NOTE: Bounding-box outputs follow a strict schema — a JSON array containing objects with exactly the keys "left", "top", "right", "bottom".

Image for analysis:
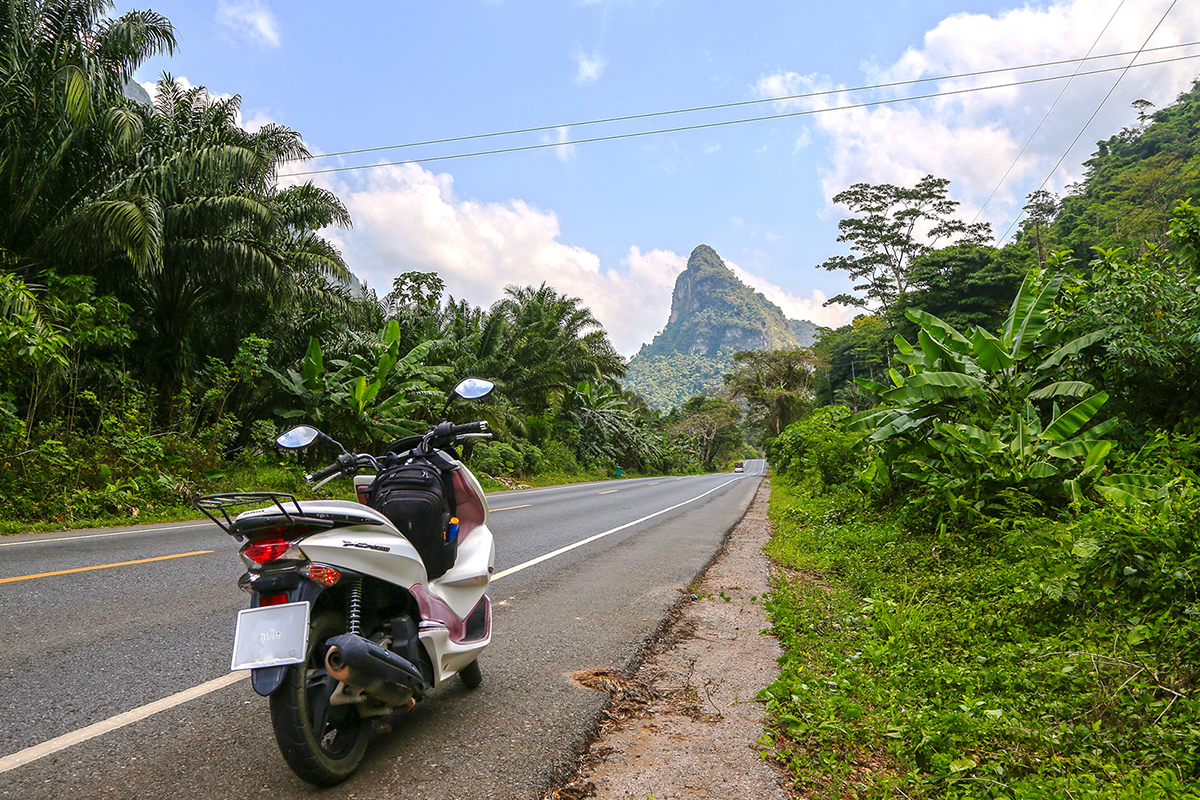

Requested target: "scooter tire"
[
  {"left": 458, "top": 658, "right": 482, "bottom": 690},
  {"left": 269, "top": 611, "right": 369, "bottom": 786}
]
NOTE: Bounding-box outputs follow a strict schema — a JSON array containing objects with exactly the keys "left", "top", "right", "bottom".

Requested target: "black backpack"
[{"left": 366, "top": 461, "right": 457, "bottom": 580}]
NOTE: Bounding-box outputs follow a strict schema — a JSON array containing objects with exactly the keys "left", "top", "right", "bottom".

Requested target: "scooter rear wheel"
[
  {"left": 458, "top": 658, "right": 482, "bottom": 689},
  {"left": 269, "top": 611, "right": 369, "bottom": 785}
]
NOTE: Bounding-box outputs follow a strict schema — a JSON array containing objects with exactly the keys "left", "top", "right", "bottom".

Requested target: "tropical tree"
[
  {"left": 0, "top": 0, "right": 176, "bottom": 278},
  {"left": 669, "top": 396, "right": 742, "bottom": 471},
  {"left": 88, "top": 78, "right": 353, "bottom": 421},
  {"left": 490, "top": 283, "right": 624, "bottom": 414},
  {"left": 724, "top": 347, "right": 822, "bottom": 438},
  {"left": 818, "top": 174, "right": 992, "bottom": 320}
]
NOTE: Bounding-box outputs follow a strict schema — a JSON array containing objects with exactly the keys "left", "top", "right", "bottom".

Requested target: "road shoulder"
[{"left": 546, "top": 478, "right": 792, "bottom": 800}]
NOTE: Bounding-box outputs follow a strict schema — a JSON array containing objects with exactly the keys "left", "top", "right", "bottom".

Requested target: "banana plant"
[
  {"left": 849, "top": 263, "right": 1142, "bottom": 506},
  {"left": 268, "top": 319, "right": 451, "bottom": 445}
]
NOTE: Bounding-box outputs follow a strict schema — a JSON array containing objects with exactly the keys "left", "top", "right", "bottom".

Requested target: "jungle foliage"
[{"left": 761, "top": 86, "right": 1200, "bottom": 798}]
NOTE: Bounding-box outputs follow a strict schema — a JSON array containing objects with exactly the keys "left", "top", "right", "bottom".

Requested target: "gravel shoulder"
[{"left": 545, "top": 478, "right": 793, "bottom": 800}]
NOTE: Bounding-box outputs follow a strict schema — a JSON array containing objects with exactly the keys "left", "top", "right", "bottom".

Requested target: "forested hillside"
[{"left": 624, "top": 244, "right": 817, "bottom": 408}]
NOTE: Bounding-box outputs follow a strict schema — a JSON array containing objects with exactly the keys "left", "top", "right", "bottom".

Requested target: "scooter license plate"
[{"left": 230, "top": 601, "right": 310, "bottom": 671}]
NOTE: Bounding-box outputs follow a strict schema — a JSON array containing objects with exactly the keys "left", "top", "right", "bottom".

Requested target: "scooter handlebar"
[{"left": 451, "top": 421, "right": 489, "bottom": 436}]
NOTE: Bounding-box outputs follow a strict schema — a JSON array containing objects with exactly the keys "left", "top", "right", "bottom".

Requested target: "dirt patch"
[{"left": 546, "top": 479, "right": 795, "bottom": 800}]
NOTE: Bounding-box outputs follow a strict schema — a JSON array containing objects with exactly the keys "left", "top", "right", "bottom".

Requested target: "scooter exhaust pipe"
[{"left": 324, "top": 633, "right": 428, "bottom": 707}]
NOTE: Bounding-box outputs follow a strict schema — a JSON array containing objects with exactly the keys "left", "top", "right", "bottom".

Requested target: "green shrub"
[
  {"left": 538, "top": 439, "right": 582, "bottom": 475},
  {"left": 771, "top": 406, "right": 861, "bottom": 488},
  {"left": 470, "top": 441, "right": 523, "bottom": 476}
]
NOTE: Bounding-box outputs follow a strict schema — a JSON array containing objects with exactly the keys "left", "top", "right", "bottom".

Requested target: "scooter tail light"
[
  {"left": 304, "top": 564, "right": 341, "bottom": 587},
  {"left": 240, "top": 536, "right": 304, "bottom": 566},
  {"left": 258, "top": 593, "right": 288, "bottom": 607}
]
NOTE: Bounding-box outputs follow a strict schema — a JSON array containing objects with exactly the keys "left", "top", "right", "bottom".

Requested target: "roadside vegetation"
[{"left": 760, "top": 81, "right": 1200, "bottom": 797}]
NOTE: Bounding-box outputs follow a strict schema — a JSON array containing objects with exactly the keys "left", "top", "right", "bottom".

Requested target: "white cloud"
[
  {"left": 217, "top": 0, "right": 281, "bottom": 48},
  {"left": 755, "top": 0, "right": 1200, "bottom": 231},
  {"left": 574, "top": 49, "right": 607, "bottom": 84},
  {"left": 302, "top": 163, "right": 686, "bottom": 357},
  {"left": 728, "top": 264, "right": 854, "bottom": 329}
]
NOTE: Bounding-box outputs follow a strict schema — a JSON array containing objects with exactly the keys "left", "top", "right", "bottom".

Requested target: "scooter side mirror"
[
  {"left": 453, "top": 378, "right": 494, "bottom": 400},
  {"left": 276, "top": 425, "right": 321, "bottom": 450}
]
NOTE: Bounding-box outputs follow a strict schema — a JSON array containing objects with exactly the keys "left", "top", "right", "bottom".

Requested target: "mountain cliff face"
[{"left": 623, "top": 244, "right": 817, "bottom": 408}]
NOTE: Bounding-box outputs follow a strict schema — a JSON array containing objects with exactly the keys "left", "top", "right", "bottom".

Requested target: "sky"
[{"left": 113, "top": 0, "right": 1200, "bottom": 357}]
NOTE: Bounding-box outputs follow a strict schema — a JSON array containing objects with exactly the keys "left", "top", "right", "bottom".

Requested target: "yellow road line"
[
  {"left": 648, "top": 481, "right": 660, "bottom": 485},
  {"left": 0, "top": 551, "right": 214, "bottom": 584},
  {"left": 490, "top": 504, "right": 532, "bottom": 512},
  {"left": 599, "top": 489, "right": 619, "bottom": 495}
]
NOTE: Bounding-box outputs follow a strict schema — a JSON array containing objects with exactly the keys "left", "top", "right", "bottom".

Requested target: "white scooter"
[{"left": 196, "top": 378, "right": 497, "bottom": 785}]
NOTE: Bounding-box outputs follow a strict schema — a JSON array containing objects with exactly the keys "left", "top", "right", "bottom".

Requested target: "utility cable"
[
  {"left": 287, "top": 51, "right": 1200, "bottom": 178},
  {"left": 296, "top": 41, "right": 1200, "bottom": 163},
  {"left": 971, "top": 0, "right": 1127, "bottom": 224},
  {"left": 998, "top": 0, "right": 1181, "bottom": 245}
]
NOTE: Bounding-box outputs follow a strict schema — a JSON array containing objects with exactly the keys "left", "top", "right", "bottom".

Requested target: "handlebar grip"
[
  {"left": 451, "top": 421, "right": 489, "bottom": 436},
  {"left": 307, "top": 462, "right": 343, "bottom": 483}
]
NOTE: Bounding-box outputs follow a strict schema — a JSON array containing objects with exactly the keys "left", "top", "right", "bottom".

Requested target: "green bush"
[
  {"left": 771, "top": 406, "right": 861, "bottom": 488},
  {"left": 538, "top": 439, "right": 582, "bottom": 475},
  {"left": 469, "top": 441, "right": 523, "bottom": 476}
]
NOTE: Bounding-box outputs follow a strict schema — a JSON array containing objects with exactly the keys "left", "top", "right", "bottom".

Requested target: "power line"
[
  {"left": 288, "top": 51, "right": 1200, "bottom": 178},
  {"left": 298, "top": 40, "right": 1200, "bottom": 163},
  {"left": 998, "top": 0, "right": 1181, "bottom": 245},
  {"left": 971, "top": 0, "right": 1127, "bottom": 225}
]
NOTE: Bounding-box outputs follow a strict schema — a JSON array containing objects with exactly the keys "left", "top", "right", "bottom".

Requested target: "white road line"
[
  {"left": 0, "top": 522, "right": 214, "bottom": 548},
  {"left": 0, "top": 473, "right": 743, "bottom": 773},
  {"left": 491, "top": 476, "right": 739, "bottom": 581},
  {"left": 0, "top": 671, "right": 248, "bottom": 775}
]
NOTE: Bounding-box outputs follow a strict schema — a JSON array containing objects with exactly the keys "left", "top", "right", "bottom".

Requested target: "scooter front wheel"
[{"left": 269, "top": 611, "right": 369, "bottom": 786}]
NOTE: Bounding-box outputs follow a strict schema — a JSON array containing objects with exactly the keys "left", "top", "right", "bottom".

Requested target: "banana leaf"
[
  {"left": 1013, "top": 274, "right": 1065, "bottom": 361},
  {"left": 1097, "top": 474, "right": 1165, "bottom": 505},
  {"left": 906, "top": 308, "right": 972, "bottom": 353},
  {"left": 1043, "top": 393, "right": 1109, "bottom": 441},
  {"left": 918, "top": 329, "right": 968, "bottom": 373},
  {"left": 1028, "top": 381, "right": 1095, "bottom": 400},
  {"left": 1037, "top": 330, "right": 1107, "bottom": 371},
  {"left": 854, "top": 377, "right": 890, "bottom": 395},
  {"left": 971, "top": 327, "right": 1015, "bottom": 371}
]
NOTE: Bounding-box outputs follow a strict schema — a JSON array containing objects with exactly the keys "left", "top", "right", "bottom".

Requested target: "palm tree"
[
  {"left": 89, "top": 78, "right": 353, "bottom": 421},
  {"left": 492, "top": 283, "right": 624, "bottom": 414},
  {"left": 0, "top": 0, "right": 176, "bottom": 277}
]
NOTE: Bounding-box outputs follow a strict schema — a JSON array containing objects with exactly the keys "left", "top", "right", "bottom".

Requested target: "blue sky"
[{"left": 115, "top": 0, "right": 1200, "bottom": 356}]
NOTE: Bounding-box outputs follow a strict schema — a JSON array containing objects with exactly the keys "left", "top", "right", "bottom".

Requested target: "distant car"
[{"left": 733, "top": 462, "right": 745, "bottom": 473}]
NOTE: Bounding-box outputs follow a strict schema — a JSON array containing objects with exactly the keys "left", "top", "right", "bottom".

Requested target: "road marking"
[
  {"left": 648, "top": 481, "right": 660, "bottom": 485},
  {"left": 0, "top": 551, "right": 214, "bottom": 584},
  {"left": 598, "top": 489, "right": 618, "bottom": 495},
  {"left": 492, "top": 476, "right": 740, "bottom": 581},
  {"left": 0, "top": 473, "right": 745, "bottom": 772},
  {"left": 0, "top": 522, "right": 214, "bottom": 548},
  {"left": 0, "top": 671, "right": 249, "bottom": 775},
  {"left": 490, "top": 504, "right": 532, "bottom": 512}
]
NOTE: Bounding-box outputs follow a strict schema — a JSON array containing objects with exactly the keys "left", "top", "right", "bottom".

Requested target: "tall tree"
[
  {"left": 92, "top": 78, "right": 353, "bottom": 420},
  {"left": 818, "top": 174, "right": 991, "bottom": 320},
  {"left": 724, "top": 348, "right": 822, "bottom": 438},
  {"left": 0, "top": 0, "right": 176, "bottom": 277}
]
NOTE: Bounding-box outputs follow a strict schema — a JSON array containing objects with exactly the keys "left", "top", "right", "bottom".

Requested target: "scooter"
[{"left": 196, "top": 377, "right": 497, "bottom": 785}]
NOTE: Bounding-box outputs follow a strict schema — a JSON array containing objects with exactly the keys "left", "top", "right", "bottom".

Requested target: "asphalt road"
[{"left": 0, "top": 461, "right": 766, "bottom": 799}]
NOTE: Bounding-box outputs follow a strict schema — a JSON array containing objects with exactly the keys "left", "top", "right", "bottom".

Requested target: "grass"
[{"left": 760, "top": 479, "right": 1200, "bottom": 799}]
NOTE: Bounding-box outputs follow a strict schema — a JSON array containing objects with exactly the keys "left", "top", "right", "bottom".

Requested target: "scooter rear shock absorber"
[{"left": 346, "top": 577, "right": 363, "bottom": 636}]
